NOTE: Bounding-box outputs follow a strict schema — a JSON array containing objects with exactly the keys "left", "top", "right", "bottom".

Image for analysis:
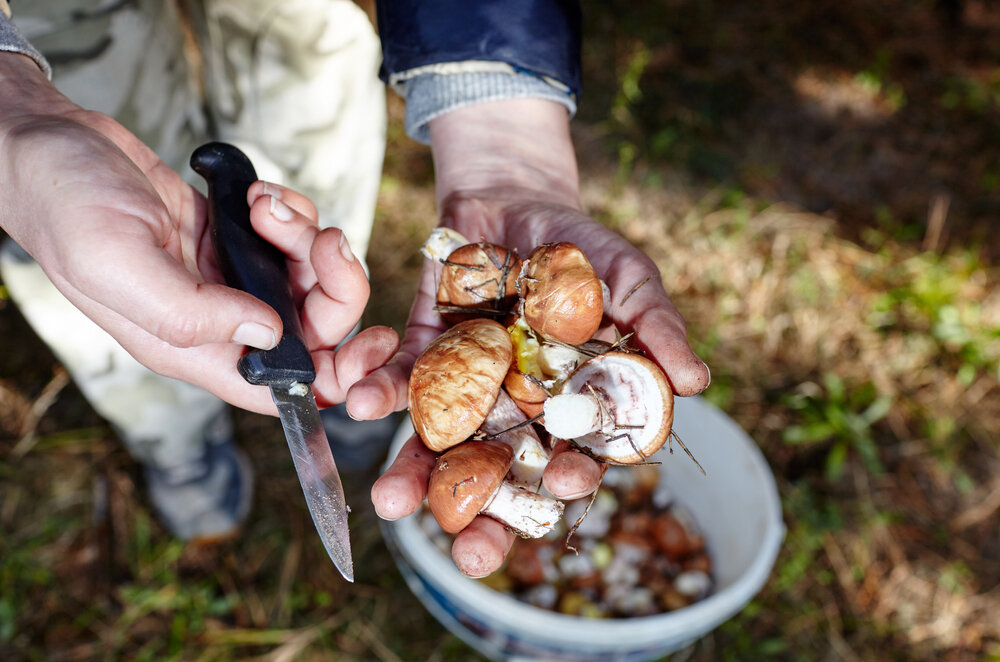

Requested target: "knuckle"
[{"left": 155, "top": 314, "right": 203, "bottom": 348}]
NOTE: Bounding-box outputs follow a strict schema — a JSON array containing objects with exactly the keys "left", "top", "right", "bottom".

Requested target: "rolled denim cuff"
[
  {"left": 0, "top": 9, "right": 52, "bottom": 78},
  {"left": 398, "top": 69, "right": 577, "bottom": 145}
]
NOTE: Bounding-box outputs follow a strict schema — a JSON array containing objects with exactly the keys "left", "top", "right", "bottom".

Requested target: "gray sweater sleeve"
[
  {"left": 396, "top": 70, "right": 577, "bottom": 145},
  {"left": 0, "top": 4, "right": 52, "bottom": 78}
]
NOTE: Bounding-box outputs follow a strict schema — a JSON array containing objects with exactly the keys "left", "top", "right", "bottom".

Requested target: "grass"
[{"left": 3, "top": 1, "right": 1000, "bottom": 660}]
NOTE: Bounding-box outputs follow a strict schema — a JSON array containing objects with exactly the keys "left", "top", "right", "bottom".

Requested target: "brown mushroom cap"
[
  {"left": 503, "top": 367, "right": 547, "bottom": 418},
  {"left": 555, "top": 352, "right": 674, "bottom": 463},
  {"left": 408, "top": 319, "right": 514, "bottom": 452},
  {"left": 437, "top": 242, "right": 521, "bottom": 321},
  {"left": 427, "top": 441, "right": 514, "bottom": 534},
  {"left": 519, "top": 242, "right": 603, "bottom": 345}
]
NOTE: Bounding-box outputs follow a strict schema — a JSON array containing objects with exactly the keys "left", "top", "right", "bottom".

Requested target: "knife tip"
[{"left": 339, "top": 565, "right": 355, "bottom": 583}]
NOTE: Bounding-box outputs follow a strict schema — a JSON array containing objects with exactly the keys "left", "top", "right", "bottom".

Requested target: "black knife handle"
[{"left": 190, "top": 142, "right": 315, "bottom": 386}]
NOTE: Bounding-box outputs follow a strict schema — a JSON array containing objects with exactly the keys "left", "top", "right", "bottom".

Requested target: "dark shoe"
[{"left": 144, "top": 435, "right": 253, "bottom": 543}]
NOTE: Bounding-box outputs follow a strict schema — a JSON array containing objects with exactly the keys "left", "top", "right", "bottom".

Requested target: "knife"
[{"left": 190, "top": 141, "right": 354, "bottom": 582}]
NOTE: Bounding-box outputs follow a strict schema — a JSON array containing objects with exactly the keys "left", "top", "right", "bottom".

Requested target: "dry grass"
[{"left": 3, "top": 1, "right": 1000, "bottom": 660}]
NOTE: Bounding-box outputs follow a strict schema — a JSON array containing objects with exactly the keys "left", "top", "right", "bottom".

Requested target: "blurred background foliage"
[{"left": 2, "top": 0, "right": 999, "bottom": 660}]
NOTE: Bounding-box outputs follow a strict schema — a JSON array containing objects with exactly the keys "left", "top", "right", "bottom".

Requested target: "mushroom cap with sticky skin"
[
  {"left": 408, "top": 319, "right": 514, "bottom": 452},
  {"left": 558, "top": 352, "right": 674, "bottom": 463},
  {"left": 519, "top": 242, "right": 603, "bottom": 346},
  {"left": 437, "top": 242, "right": 521, "bottom": 321},
  {"left": 503, "top": 367, "right": 547, "bottom": 418},
  {"left": 427, "top": 441, "right": 514, "bottom": 534}
]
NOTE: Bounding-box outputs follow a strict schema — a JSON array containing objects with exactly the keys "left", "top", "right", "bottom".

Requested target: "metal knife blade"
[
  {"left": 190, "top": 141, "right": 354, "bottom": 582},
  {"left": 272, "top": 382, "right": 354, "bottom": 583}
]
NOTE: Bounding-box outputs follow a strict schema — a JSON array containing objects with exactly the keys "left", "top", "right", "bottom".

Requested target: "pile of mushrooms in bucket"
[{"left": 400, "top": 229, "right": 715, "bottom": 619}]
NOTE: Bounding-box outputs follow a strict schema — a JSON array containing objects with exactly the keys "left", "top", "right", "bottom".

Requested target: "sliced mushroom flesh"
[{"left": 545, "top": 352, "right": 673, "bottom": 464}]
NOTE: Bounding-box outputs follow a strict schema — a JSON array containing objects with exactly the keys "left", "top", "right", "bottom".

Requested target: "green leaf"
[
  {"left": 824, "top": 441, "right": 849, "bottom": 481},
  {"left": 783, "top": 422, "right": 837, "bottom": 445},
  {"left": 862, "top": 395, "right": 893, "bottom": 425},
  {"left": 823, "top": 373, "right": 845, "bottom": 401}
]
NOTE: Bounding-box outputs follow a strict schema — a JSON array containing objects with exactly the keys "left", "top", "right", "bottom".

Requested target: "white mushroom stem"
[
  {"left": 482, "top": 482, "right": 565, "bottom": 538},
  {"left": 483, "top": 390, "right": 550, "bottom": 489},
  {"left": 542, "top": 392, "right": 612, "bottom": 439},
  {"left": 421, "top": 227, "right": 469, "bottom": 261}
]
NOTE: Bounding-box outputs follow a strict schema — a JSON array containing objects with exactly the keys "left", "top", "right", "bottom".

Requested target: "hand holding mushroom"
[{"left": 353, "top": 98, "right": 709, "bottom": 577}]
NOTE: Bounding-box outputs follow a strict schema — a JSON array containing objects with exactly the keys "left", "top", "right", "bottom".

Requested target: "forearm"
[
  {"left": 0, "top": 51, "right": 76, "bottom": 130},
  {"left": 428, "top": 98, "right": 581, "bottom": 211}
]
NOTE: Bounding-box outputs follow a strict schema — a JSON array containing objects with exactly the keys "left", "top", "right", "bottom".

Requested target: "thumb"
[{"left": 56, "top": 233, "right": 283, "bottom": 350}]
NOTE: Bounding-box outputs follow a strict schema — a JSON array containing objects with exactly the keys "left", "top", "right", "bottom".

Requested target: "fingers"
[
  {"left": 452, "top": 517, "right": 515, "bottom": 578},
  {"left": 344, "top": 350, "right": 416, "bottom": 420},
  {"left": 302, "top": 228, "right": 370, "bottom": 348},
  {"left": 614, "top": 280, "right": 710, "bottom": 397},
  {"left": 59, "top": 225, "right": 284, "bottom": 352},
  {"left": 589, "top": 241, "right": 710, "bottom": 397},
  {"left": 312, "top": 325, "right": 399, "bottom": 407},
  {"left": 371, "top": 433, "right": 514, "bottom": 579},
  {"left": 247, "top": 181, "right": 318, "bottom": 222},
  {"left": 249, "top": 181, "right": 371, "bottom": 350},
  {"left": 371, "top": 434, "right": 436, "bottom": 520},
  {"left": 347, "top": 264, "right": 447, "bottom": 418},
  {"left": 543, "top": 440, "right": 605, "bottom": 499}
]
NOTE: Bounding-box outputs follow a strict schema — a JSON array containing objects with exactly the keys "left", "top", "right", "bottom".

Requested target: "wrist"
[
  {"left": 0, "top": 52, "right": 77, "bottom": 134},
  {"left": 428, "top": 98, "right": 580, "bottom": 210}
]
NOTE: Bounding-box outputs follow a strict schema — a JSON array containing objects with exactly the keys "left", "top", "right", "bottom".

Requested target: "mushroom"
[
  {"left": 504, "top": 315, "right": 591, "bottom": 417},
  {"left": 503, "top": 367, "right": 548, "bottom": 418},
  {"left": 518, "top": 242, "right": 604, "bottom": 345},
  {"left": 481, "top": 389, "right": 550, "bottom": 489},
  {"left": 421, "top": 227, "right": 469, "bottom": 262},
  {"left": 408, "top": 318, "right": 513, "bottom": 452},
  {"left": 437, "top": 242, "right": 521, "bottom": 321},
  {"left": 428, "top": 441, "right": 565, "bottom": 538},
  {"left": 542, "top": 352, "right": 674, "bottom": 463}
]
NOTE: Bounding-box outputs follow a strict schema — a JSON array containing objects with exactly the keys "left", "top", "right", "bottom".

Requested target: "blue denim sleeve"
[
  {"left": 376, "top": 0, "right": 582, "bottom": 96},
  {"left": 376, "top": 1, "right": 581, "bottom": 143}
]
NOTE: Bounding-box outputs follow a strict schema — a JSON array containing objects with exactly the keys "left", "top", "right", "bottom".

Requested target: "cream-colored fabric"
[{"left": 3, "top": 0, "right": 385, "bottom": 466}]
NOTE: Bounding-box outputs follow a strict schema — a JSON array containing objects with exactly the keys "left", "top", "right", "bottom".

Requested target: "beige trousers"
[{"left": 1, "top": 0, "right": 385, "bottom": 468}]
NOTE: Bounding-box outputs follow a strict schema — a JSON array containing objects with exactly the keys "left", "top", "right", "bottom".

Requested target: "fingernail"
[
  {"left": 339, "top": 232, "right": 355, "bottom": 262},
  {"left": 232, "top": 321, "right": 277, "bottom": 349},
  {"left": 262, "top": 182, "right": 281, "bottom": 199},
  {"left": 270, "top": 196, "right": 293, "bottom": 221},
  {"left": 703, "top": 361, "right": 711, "bottom": 388},
  {"left": 559, "top": 487, "right": 597, "bottom": 500}
]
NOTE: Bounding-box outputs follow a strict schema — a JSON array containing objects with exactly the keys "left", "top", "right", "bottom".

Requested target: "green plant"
[{"left": 781, "top": 375, "right": 892, "bottom": 480}]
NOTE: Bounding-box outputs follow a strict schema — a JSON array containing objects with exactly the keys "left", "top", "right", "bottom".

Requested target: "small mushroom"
[
  {"left": 503, "top": 368, "right": 548, "bottom": 418},
  {"left": 427, "top": 441, "right": 565, "bottom": 538},
  {"left": 481, "top": 389, "right": 550, "bottom": 489},
  {"left": 437, "top": 242, "right": 521, "bottom": 321},
  {"left": 409, "top": 319, "right": 513, "bottom": 452},
  {"left": 504, "top": 316, "right": 589, "bottom": 417},
  {"left": 542, "top": 352, "right": 674, "bottom": 463},
  {"left": 518, "top": 242, "right": 603, "bottom": 345},
  {"left": 421, "top": 227, "right": 470, "bottom": 262}
]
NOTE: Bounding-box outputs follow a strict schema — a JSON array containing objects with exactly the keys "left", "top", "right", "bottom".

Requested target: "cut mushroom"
[
  {"left": 428, "top": 441, "right": 565, "bottom": 538},
  {"left": 542, "top": 352, "right": 674, "bottom": 463},
  {"left": 421, "top": 227, "right": 469, "bottom": 262},
  {"left": 504, "top": 316, "right": 590, "bottom": 417},
  {"left": 437, "top": 242, "right": 521, "bottom": 321},
  {"left": 481, "top": 389, "right": 550, "bottom": 489},
  {"left": 518, "top": 242, "right": 604, "bottom": 345},
  {"left": 409, "top": 319, "right": 513, "bottom": 452}
]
